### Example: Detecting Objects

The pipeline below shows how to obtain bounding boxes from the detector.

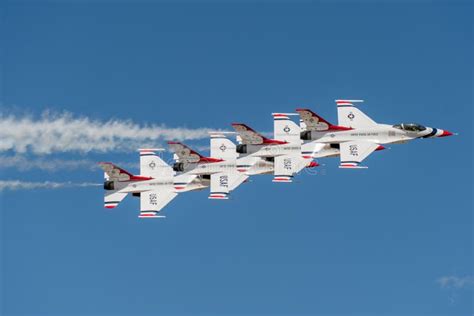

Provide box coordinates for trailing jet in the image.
[99,149,208,218]
[296,100,453,169]
[232,113,317,182]
[168,134,248,200]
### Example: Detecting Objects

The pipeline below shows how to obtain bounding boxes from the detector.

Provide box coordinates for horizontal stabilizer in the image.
[104,191,127,209]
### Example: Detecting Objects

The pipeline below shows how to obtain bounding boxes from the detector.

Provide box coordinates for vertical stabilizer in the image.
[272,113,301,144]
[139,148,174,178]
[209,133,238,161]
[336,100,377,128]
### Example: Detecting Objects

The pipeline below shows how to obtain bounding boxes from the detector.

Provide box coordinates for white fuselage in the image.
[182,160,238,176]
[112,173,209,195]
[305,124,437,145]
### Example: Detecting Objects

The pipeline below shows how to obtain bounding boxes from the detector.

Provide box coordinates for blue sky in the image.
[1,1,472,315]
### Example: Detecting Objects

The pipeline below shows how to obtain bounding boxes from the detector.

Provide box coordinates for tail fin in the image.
[168,142,203,163]
[168,142,222,163]
[299,117,307,131]
[99,162,132,209]
[210,133,238,160]
[231,123,286,145]
[272,113,301,144]
[296,109,343,132]
[336,99,377,128]
[98,162,135,181]
[139,148,174,178]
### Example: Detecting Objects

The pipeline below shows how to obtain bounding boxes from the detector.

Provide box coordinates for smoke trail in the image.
[0,155,96,172]
[0,155,138,172]
[437,275,474,289]
[0,111,214,154]
[0,180,101,191]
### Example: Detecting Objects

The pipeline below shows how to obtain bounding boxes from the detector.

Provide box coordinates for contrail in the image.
[0,180,102,191]
[0,111,214,154]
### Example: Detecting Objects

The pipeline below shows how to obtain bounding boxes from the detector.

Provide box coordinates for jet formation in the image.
[99,100,453,218]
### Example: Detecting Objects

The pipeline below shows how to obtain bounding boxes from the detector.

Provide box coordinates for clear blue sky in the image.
[1,1,472,315]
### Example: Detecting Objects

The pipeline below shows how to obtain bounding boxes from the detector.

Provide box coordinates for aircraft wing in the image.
[208,171,248,199]
[139,188,178,218]
[272,154,309,182]
[339,141,380,169]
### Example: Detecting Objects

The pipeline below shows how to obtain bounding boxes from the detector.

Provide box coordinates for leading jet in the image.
[296,99,453,168]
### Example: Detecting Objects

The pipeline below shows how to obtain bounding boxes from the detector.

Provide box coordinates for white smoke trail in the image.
[0,111,214,154]
[0,155,138,172]
[437,275,474,289]
[0,155,96,171]
[0,180,101,191]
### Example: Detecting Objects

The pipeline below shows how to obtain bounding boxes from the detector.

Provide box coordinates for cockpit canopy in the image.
[393,123,427,132]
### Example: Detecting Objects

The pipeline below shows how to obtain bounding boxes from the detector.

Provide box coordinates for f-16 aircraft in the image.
[99,149,208,218]
[232,113,317,183]
[296,100,453,169]
[168,134,248,200]
[99,99,453,218]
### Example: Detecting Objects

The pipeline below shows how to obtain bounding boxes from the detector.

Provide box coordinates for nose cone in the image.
[438,130,453,137]
[423,128,455,138]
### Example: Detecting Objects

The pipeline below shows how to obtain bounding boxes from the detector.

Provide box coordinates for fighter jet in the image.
[232,113,317,182]
[168,134,248,200]
[99,149,208,218]
[296,100,453,169]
